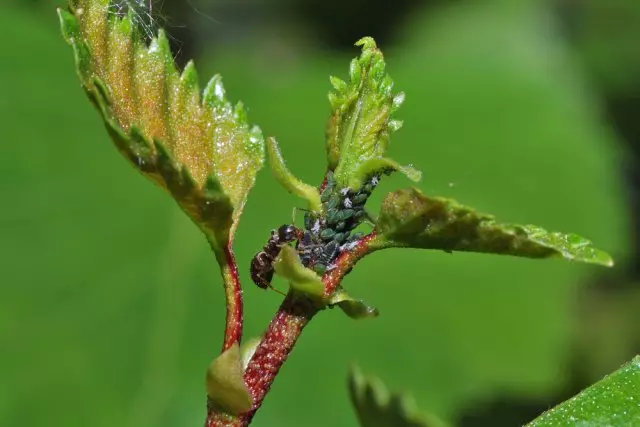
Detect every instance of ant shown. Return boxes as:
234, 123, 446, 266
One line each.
250, 224, 303, 292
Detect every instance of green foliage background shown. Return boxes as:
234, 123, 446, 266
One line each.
1, 1, 636, 426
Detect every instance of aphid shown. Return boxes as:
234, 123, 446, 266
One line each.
326, 209, 341, 225
343, 197, 353, 208
321, 187, 333, 202
320, 228, 337, 241
304, 212, 315, 230
340, 187, 350, 196
327, 195, 340, 210
338, 209, 355, 221
333, 232, 349, 243
311, 219, 321, 234
297, 231, 319, 265
351, 232, 364, 240
354, 209, 367, 221
351, 192, 368, 205
361, 183, 374, 194
370, 175, 380, 186
250, 224, 303, 290
340, 239, 360, 252
298, 233, 343, 276
318, 240, 340, 265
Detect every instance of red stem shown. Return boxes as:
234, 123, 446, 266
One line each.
221, 242, 243, 352
206, 233, 377, 426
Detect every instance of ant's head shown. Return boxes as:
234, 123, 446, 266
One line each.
277, 224, 302, 242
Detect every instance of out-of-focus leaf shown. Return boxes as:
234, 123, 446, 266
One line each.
273, 246, 325, 298
570, 0, 640, 95
205, 343, 253, 416
329, 288, 379, 319
57, 0, 264, 249
327, 37, 420, 190
348, 365, 448, 427
527, 356, 640, 426
266, 136, 322, 213
373, 188, 613, 266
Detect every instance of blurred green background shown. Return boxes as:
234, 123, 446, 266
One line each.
1, 0, 638, 426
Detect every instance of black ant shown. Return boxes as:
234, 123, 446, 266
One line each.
250, 224, 303, 292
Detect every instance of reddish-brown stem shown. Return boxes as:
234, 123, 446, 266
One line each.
218, 242, 243, 352
206, 233, 378, 426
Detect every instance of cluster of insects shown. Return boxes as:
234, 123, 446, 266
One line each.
250, 170, 389, 291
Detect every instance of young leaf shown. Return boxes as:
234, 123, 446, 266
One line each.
372, 188, 613, 266
205, 343, 253, 415
273, 246, 325, 298
327, 37, 420, 190
239, 336, 262, 371
527, 356, 640, 426
348, 365, 448, 427
57, 0, 264, 249
266, 137, 323, 214
329, 288, 379, 319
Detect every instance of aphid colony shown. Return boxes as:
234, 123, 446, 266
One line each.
250, 171, 385, 290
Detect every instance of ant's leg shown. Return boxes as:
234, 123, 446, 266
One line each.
268, 283, 287, 296
291, 206, 313, 226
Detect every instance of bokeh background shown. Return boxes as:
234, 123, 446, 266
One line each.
2, 0, 639, 426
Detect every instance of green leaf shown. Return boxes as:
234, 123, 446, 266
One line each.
205, 343, 253, 416
239, 336, 262, 371
327, 37, 419, 190
527, 356, 640, 426
273, 246, 325, 298
57, 0, 264, 249
348, 365, 448, 427
374, 188, 613, 266
266, 137, 323, 213
329, 288, 379, 319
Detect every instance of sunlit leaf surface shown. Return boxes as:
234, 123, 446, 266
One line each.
374, 188, 613, 266
527, 356, 640, 426
57, 0, 264, 247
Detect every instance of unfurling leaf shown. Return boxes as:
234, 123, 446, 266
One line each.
329, 288, 379, 319
266, 137, 323, 214
350, 157, 421, 191
527, 356, 640, 426
348, 365, 448, 427
273, 246, 325, 298
327, 37, 420, 191
57, 0, 264, 250
205, 344, 253, 415
372, 188, 613, 266
239, 336, 262, 371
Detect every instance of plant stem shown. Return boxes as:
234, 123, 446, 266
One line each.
206, 233, 377, 426
216, 242, 244, 352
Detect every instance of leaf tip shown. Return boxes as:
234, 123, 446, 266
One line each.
355, 36, 377, 51
203, 74, 226, 106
